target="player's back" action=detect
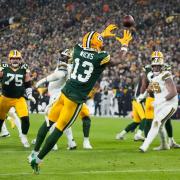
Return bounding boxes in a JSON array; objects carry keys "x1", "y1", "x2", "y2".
[{"x1": 62, "y1": 44, "x2": 109, "y2": 103}]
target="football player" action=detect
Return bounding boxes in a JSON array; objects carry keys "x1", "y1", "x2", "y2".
[
  {"x1": 0, "y1": 50, "x2": 36, "y2": 148},
  {"x1": 140, "y1": 60, "x2": 180, "y2": 150},
  {"x1": 31, "y1": 50, "x2": 92, "y2": 151},
  {"x1": 29, "y1": 25, "x2": 133, "y2": 174},
  {"x1": 115, "y1": 69, "x2": 147, "y2": 141},
  {"x1": 139, "y1": 51, "x2": 178, "y2": 152}
]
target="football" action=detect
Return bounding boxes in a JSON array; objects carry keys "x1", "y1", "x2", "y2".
[{"x1": 123, "y1": 15, "x2": 135, "y2": 27}]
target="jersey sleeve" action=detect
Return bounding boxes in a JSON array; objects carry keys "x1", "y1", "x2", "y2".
[
  {"x1": 161, "y1": 71, "x2": 172, "y2": 81},
  {"x1": 100, "y1": 52, "x2": 110, "y2": 65},
  {"x1": 0, "y1": 63, "x2": 8, "y2": 72}
]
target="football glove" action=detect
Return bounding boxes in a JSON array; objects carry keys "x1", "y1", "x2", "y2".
[
  {"x1": 101, "y1": 24, "x2": 118, "y2": 38},
  {"x1": 116, "y1": 30, "x2": 132, "y2": 46}
]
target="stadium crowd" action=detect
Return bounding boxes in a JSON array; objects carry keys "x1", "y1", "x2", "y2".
[{"x1": 0, "y1": 0, "x2": 180, "y2": 116}]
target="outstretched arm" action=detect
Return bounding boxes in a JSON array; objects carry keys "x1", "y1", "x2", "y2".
[
  {"x1": 108, "y1": 30, "x2": 132, "y2": 66},
  {"x1": 36, "y1": 70, "x2": 67, "y2": 88}
]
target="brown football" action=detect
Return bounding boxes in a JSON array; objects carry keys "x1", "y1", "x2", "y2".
[{"x1": 123, "y1": 15, "x2": 135, "y2": 27}]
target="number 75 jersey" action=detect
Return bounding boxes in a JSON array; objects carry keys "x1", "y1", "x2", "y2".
[
  {"x1": 0, "y1": 63, "x2": 29, "y2": 98},
  {"x1": 62, "y1": 44, "x2": 110, "y2": 103}
]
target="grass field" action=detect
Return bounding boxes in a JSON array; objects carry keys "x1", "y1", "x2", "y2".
[{"x1": 0, "y1": 114, "x2": 180, "y2": 180}]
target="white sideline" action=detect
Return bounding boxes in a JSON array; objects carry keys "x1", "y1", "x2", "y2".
[{"x1": 0, "y1": 169, "x2": 180, "y2": 176}]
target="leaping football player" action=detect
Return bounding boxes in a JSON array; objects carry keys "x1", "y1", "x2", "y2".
[
  {"x1": 29, "y1": 25, "x2": 133, "y2": 174},
  {"x1": 30, "y1": 50, "x2": 93, "y2": 152}
]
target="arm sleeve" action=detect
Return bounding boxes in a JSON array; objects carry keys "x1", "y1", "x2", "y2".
[
  {"x1": 100, "y1": 54, "x2": 110, "y2": 65},
  {"x1": 46, "y1": 70, "x2": 67, "y2": 82}
]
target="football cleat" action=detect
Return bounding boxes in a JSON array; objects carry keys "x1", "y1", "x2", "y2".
[
  {"x1": 83, "y1": 140, "x2": 93, "y2": 149},
  {"x1": 67, "y1": 140, "x2": 77, "y2": 150},
  {"x1": 20, "y1": 135, "x2": 30, "y2": 148},
  {"x1": 134, "y1": 134, "x2": 145, "y2": 141},
  {"x1": 169, "y1": 142, "x2": 180, "y2": 149},
  {"x1": 0, "y1": 133, "x2": 10, "y2": 138},
  {"x1": 31, "y1": 158, "x2": 40, "y2": 175},
  {"x1": 115, "y1": 133, "x2": 124, "y2": 140},
  {"x1": 28, "y1": 151, "x2": 38, "y2": 164},
  {"x1": 153, "y1": 144, "x2": 170, "y2": 151},
  {"x1": 139, "y1": 145, "x2": 147, "y2": 153}
]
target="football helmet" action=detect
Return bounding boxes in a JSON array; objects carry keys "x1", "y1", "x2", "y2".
[
  {"x1": 151, "y1": 51, "x2": 164, "y2": 76},
  {"x1": 82, "y1": 31, "x2": 103, "y2": 51},
  {"x1": 8, "y1": 50, "x2": 22, "y2": 68},
  {"x1": 151, "y1": 51, "x2": 164, "y2": 66}
]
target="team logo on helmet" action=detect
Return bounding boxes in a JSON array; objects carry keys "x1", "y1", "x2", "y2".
[{"x1": 82, "y1": 31, "x2": 103, "y2": 51}]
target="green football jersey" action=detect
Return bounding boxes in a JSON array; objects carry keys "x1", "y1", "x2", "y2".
[
  {"x1": 0, "y1": 63, "x2": 29, "y2": 98},
  {"x1": 62, "y1": 44, "x2": 110, "y2": 103}
]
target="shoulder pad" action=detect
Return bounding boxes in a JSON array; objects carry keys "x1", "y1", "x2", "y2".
[
  {"x1": 0, "y1": 63, "x2": 8, "y2": 71},
  {"x1": 161, "y1": 71, "x2": 171, "y2": 81}
]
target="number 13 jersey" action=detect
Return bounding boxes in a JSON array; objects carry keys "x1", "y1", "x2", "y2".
[
  {"x1": 0, "y1": 63, "x2": 29, "y2": 98},
  {"x1": 62, "y1": 44, "x2": 110, "y2": 103}
]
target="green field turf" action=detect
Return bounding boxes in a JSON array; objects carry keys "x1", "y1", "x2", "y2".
[{"x1": 0, "y1": 114, "x2": 180, "y2": 180}]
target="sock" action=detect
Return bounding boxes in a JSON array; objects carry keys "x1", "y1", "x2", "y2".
[
  {"x1": 0, "y1": 119, "x2": 5, "y2": 132},
  {"x1": 165, "y1": 119, "x2": 173, "y2": 138},
  {"x1": 9, "y1": 112, "x2": 22, "y2": 137},
  {"x1": 125, "y1": 122, "x2": 139, "y2": 133},
  {"x1": 64, "y1": 127, "x2": 74, "y2": 143},
  {"x1": 82, "y1": 116, "x2": 91, "y2": 137},
  {"x1": 34, "y1": 121, "x2": 54, "y2": 152},
  {"x1": 144, "y1": 119, "x2": 152, "y2": 137},
  {"x1": 169, "y1": 137, "x2": 175, "y2": 145},
  {"x1": 139, "y1": 119, "x2": 146, "y2": 131},
  {"x1": 21, "y1": 116, "x2": 30, "y2": 134},
  {"x1": 119, "y1": 130, "x2": 127, "y2": 137},
  {"x1": 159, "y1": 126, "x2": 168, "y2": 146},
  {"x1": 141, "y1": 120, "x2": 160, "y2": 150},
  {"x1": 38, "y1": 128, "x2": 63, "y2": 160},
  {"x1": 136, "y1": 129, "x2": 143, "y2": 136},
  {"x1": 1, "y1": 122, "x2": 9, "y2": 135},
  {"x1": 84, "y1": 137, "x2": 90, "y2": 142}
]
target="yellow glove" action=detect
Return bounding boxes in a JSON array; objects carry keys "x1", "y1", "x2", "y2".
[
  {"x1": 101, "y1": 24, "x2": 118, "y2": 38},
  {"x1": 116, "y1": 30, "x2": 132, "y2": 46}
]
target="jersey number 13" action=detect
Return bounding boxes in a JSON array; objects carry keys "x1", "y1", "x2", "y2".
[{"x1": 71, "y1": 58, "x2": 94, "y2": 83}]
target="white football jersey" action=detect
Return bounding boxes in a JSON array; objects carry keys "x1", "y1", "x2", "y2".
[
  {"x1": 48, "y1": 67, "x2": 68, "y2": 95},
  {"x1": 151, "y1": 71, "x2": 178, "y2": 104}
]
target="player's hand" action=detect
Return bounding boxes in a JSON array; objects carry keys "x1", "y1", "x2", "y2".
[
  {"x1": 101, "y1": 24, "x2": 118, "y2": 38},
  {"x1": 116, "y1": 30, "x2": 132, "y2": 46},
  {"x1": 28, "y1": 95, "x2": 36, "y2": 104}
]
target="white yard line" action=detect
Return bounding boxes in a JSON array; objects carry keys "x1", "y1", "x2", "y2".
[{"x1": 0, "y1": 169, "x2": 180, "y2": 176}]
